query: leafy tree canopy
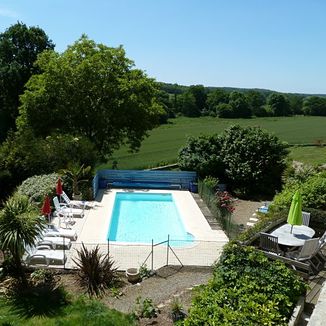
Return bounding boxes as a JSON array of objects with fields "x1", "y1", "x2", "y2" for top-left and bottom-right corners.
[
  {"x1": 18, "y1": 35, "x2": 164, "y2": 155},
  {"x1": 245, "y1": 90, "x2": 266, "y2": 116},
  {"x1": 267, "y1": 93, "x2": 292, "y2": 116},
  {"x1": 178, "y1": 134, "x2": 224, "y2": 177},
  {"x1": 0, "y1": 129, "x2": 98, "y2": 190},
  {"x1": 177, "y1": 91, "x2": 200, "y2": 117},
  {"x1": 302, "y1": 96, "x2": 326, "y2": 116},
  {"x1": 272, "y1": 171, "x2": 326, "y2": 211},
  {"x1": 216, "y1": 103, "x2": 234, "y2": 118},
  {"x1": 219, "y1": 125, "x2": 288, "y2": 194},
  {"x1": 188, "y1": 84, "x2": 207, "y2": 112},
  {"x1": 0, "y1": 22, "x2": 54, "y2": 141},
  {"x1": 229, "y1": 91, "x2": 252, "y2": 118},
  {"x1": 206, "y1": 89, "x2": 229, "y2": 113}
]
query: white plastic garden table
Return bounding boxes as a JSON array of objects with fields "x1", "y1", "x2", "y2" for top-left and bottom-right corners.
[{"x1": 270, "y1": 224, "x2": 315, "y2": 247}]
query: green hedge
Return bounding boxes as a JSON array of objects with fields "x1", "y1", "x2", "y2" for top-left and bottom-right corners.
[{"x1": 184, "y1": 243, "x2": 306, "y2": 326}]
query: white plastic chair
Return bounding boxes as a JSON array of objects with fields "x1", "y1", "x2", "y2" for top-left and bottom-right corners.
[
  {"x1": 302, "y1": 211, "x2": 311, "y2": 226},
  {"x1": 53, "y1": 196, "x2": 84, "y2": 218}
]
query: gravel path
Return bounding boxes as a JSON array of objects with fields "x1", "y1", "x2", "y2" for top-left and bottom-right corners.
[
  {"x1": 103, "y1": 266, "x2": 212, "y2": 314},
  {"x1": 231, "y1": 198, "x2": 265, "y2": 226}
]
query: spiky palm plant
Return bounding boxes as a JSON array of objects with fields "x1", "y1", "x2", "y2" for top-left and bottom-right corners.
[
  {"x1": 0, "y1": 194, "x2": 46, "y2": 280},
  {"x1": 73, "y1": 243, "x2": 117, "y2": 297},
  {"x1": 60, "y1": 163, "x2": 92, "y2": 198}
]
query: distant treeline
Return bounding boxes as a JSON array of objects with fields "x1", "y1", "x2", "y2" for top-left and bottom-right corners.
[{"x1": 157, "y1": 83, "x2": 326, "y2": 119}]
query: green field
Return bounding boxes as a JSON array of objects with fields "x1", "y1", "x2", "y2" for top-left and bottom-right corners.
[
  {"x1": 289, "y1": 146, "x2": 326, "y2": 166},
  {"x1": 98, "y1": 116, "x2": 326, "y2": 170}
]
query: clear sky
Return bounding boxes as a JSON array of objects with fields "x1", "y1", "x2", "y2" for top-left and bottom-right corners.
[{"x1": 1, "y1": 0, "x2": 326, "y2": 94}]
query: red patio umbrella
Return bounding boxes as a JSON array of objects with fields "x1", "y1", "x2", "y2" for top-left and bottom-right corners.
[
  {"x1": 41, "y1": 195, "x2": 51, "y2": 222},
  {"x1": 56, "y1": 178, "x2": 63, "y2": 201}
]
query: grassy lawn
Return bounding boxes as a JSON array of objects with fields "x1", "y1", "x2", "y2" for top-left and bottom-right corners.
[
  {"x1": 289, "y1": 146, "x2": 326, "y2": 166},
  {"x1": 0, "y1": 296, "x2": 136, "y2": 326},
  {"x1": 98, "y1": 116, "x2": 326, "y2": 170}
]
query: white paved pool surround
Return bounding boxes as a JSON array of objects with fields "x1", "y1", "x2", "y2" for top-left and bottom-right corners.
[{"x1": 63, "y1": 189, "x2": 228, "y2": 270}]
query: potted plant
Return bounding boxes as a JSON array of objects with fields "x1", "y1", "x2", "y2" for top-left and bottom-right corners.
[{"x1": 61, "y1": 163, "x2": 91, "y2": 200}]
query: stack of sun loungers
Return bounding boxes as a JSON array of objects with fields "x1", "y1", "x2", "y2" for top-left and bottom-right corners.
[
  {"x1": 24, "y1": 223, "x2": 78, "y2": 266},
  {"x1": 24, "y1": 244, "x2": 67, "y2": 266}
]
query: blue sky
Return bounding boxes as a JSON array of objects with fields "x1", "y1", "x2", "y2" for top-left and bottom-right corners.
[{"x1": 1, "y1": 0, "x2": 326, "y2": 94}]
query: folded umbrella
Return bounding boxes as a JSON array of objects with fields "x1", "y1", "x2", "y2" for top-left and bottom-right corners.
[{"x1": 287, "y1": 190, "x2": 303, "y2": 234}]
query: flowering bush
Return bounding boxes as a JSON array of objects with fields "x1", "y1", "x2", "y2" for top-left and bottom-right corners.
[
  {"x1": 216, "y1": 191, "x2": 235, "y2": 214},
  {"x1": 17, "y1": 173, "x2": 59, "y2": 205}
]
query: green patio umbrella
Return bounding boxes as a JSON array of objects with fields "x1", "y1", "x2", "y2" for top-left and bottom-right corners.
[{"x1": 287, "y1": 190, "x2": 303, "y2": 233}]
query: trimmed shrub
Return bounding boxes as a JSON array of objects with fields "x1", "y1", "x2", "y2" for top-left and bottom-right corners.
[
  {"x1": 219, "y1": 125, "x2": 288, "y2": 195},
  {"x1": 179, "y1": 125, "x2": 288, "y2": 195}
]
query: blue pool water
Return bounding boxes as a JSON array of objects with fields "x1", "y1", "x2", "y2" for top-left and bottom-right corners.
[{"x1": 108, "y1": 192, "x2": 194, "y2": 245}]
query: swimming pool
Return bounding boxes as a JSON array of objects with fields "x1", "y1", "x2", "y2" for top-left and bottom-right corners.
[{"x1": 107, "y1": 192, "x2": 194, "y2": 244}]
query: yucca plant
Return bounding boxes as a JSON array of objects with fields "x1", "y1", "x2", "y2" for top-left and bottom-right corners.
[
  {"x1": 60, "y1": 163, "x2": 92, "y2": 199},
  {"x1": 73, "y1": 243, "x2": 117, "y2": 297},
  {"x1": 0, "y1": 194, "x2": 46, "y2": 282}
]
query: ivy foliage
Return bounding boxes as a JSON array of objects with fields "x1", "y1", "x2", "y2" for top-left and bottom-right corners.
[{"x1": 185, "y1": 244, "x2": 306, "y2": 326}]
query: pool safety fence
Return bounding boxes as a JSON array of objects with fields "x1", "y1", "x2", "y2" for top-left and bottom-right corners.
[
  {"x1": 28, "y1": 237, "x2": 227, "y2": 271},
  {"x1": 198, "y1": 179, "x2": 241, "y2": 239}
]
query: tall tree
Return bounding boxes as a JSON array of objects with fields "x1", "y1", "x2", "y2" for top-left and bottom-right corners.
[
  {"x1": 206, "y1": 89, "x2": 229, "y2": 115},
  {"x1": 267, "y1": 93, "x2": 291, "y2": 116},
  {"x1": 18, "y1": 35, "x2": 164, "y2": 155},
  {"x1": 229, "y1": 91, "x2": 252, "y2": 118},
  {"x1": 0, "y1": 22, "x2": 54, "y2": 142},
  {"x1": 245, "y1": 90, "x2": 266, "y2": 116},
  {"x1": 302, "y1": 96, "x2": 326, "y2": 116},
  {"x1": 177, "y1": 92, "x2": 199, "y2": 117},
  {"x1": 288, "y1": 94, "x2": 303, "y2": 115},
  {"x1": 188, "y1": 85, "x2": 207, "y2": 113}
]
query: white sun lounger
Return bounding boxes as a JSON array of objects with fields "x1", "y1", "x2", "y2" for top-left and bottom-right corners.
[
  {"x1": 53, "y1": 197, "x2": 84, "y2": 218},
  {"x1": 61, "y1": 191, "x2": 92, "y2": 209},
  {"x1": 45, "y1": 224, "x2": 77, "y2": 241},
  {"x1": 25, "y1": 245, "x2": 66, "y2": 266},
  {"x1": 37, "y1": 235, "x2": 71, "y2": 249}
]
